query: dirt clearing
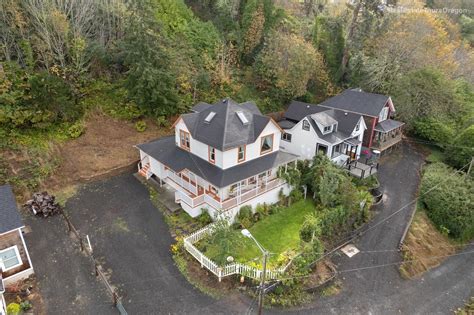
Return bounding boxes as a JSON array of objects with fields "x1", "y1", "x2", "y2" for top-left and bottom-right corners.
[{"x1": 399, "y1": 210, "x2": 458, "y2": 278}]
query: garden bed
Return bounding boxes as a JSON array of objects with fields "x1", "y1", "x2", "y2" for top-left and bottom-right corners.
[{"x1": 196, "y1": 200, "x2": 316, "y2": 268}]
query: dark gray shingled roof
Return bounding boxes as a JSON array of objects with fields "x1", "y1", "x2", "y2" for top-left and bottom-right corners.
[
  {"x1": 319, "y1": 89, "x2": 390, "y2": 117},
  {"x1": 137, "y1": 136, "x2": 298, "y2": 187},
  {"x1": 182, "y1": 98, "x2": 270, "y2": 151},
  {"x1": 282, "y1": 101, "x2": 363, "y2": 136},
  {"x1": 0, "y1": 185, "x2": 24, "y2": 234},
  {"x1": 283, "y1": 100, "x2": 327, "y2": 122},
  {"x1": 375, "y1": 119, "x2": 404, "y2": 132},
  {"x1": 191, "y1": 102, "x2": 212, "y2": 113},
  {"x1": 278, "y1": 119, "x2": 296, "y2": 129},
  {"x1": 307, "y1": 118, "x2": 351, "y2": 144}
]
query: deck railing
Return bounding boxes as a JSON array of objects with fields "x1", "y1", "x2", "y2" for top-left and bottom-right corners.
[
  {"x1": 183, "y1": 224, "x2": 289, "y2": 281},
  {"x1": 171, "y1": 176, "x2": 286, "y2": 212}
]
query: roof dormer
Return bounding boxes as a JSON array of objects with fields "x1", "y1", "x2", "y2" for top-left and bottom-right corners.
[{"x1": 311, "y1": 112, "x2": 338, "y2": 135}]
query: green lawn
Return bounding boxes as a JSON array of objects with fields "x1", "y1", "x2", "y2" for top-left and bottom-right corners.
[{"x1": 196, "y1": 200, "x2": 316, "y2": 267}]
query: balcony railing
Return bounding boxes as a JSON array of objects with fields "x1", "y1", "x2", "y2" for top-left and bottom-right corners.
[
  {"x1": 173, "y1": 176, "x2": 285, "y2": 211},
  {"x1": 373, "y1": 134, "x2": 402, "y2": 151}
]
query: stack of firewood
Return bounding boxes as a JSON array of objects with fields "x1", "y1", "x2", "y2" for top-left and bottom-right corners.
[{"x1": 24, "y1": 192, "x2": 61, "y2": 217}]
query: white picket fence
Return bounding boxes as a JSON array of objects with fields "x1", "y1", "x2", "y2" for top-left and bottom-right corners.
[{"x1": 183, "y1": 224, "x2": 290, "y2": 282}]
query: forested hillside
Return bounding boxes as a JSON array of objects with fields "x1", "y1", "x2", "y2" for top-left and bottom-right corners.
[{"x1": 1, "y1": 0, "x2": 473, "y2": 189}]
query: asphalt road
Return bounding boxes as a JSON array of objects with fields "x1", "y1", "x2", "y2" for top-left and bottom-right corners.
[
  {"x1": 279, "y1": 143, "x2": 474, "y2": 314},
  {"x1": 57, "y1": 142, "x2": 473, "y2": 314}
]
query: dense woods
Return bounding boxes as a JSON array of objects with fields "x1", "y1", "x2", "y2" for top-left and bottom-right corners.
[{"x1": 1, "y1": 0, "x2": 473, "y2": 167}]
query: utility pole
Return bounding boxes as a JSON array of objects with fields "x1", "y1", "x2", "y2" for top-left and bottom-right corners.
[{"x1": 257, "y1": 252, "x2": 268, "y2": 315}]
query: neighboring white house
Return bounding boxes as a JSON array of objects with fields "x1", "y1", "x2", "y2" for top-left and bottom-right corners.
[
  {"x1": 0, "y1": 185, "x2": 35, "y2": 315},
  {"x1": 136, "y1": 99, "x2": 298, "y2": 220},
  {"x1": 278, "y1": 101, "x2": 366, "y2": 166}
]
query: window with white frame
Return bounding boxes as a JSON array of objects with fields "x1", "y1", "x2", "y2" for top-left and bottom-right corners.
[
  {"x1": 302, "y1": 120, "x2": 310, "y2": 131},
  {"x1": 0, "y1": 246, "x2": 22, "y2": 271},
  {"x1": 355, "y1": 122, "x2": 360, "y2": 131},
  {"x1": 281, "y1": 133, "x2": 292, "y2": 142},
  {"x1": 379, "y1": 107, "x2": 389, "y2": 122},
  {"x1": 323, "y1": 125, "x2": 331, "y2": 133}
]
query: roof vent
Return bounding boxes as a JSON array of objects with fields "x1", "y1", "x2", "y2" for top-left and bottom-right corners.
[
  {"x1": 344, "y1": 112, "x2": 348, "y2": 116},
  {"x1": 204, "y1": 111, "x2": 216, "y2": 124},
  {"x1": 306, "y1": 105, "x2": 310, "y2": 108},
  {"x1": 236, "y1": 111, "x2": 249, "y2": 125},
  {"x1": 222, "y1": 98, "x2": 228, "y2": 103}
]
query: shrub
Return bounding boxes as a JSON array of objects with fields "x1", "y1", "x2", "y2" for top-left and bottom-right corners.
[
  {"x1": 299, "y1": 215, "x2": 322, "y2": 243},
  {"x1": 67, "y1": 122, "x2": 85, "y2": 139},
  {"x1": 420, "y1": 163, "x2": 474, "y2": 240},
  {"x1": 135, "y1": 120, "x2": 147, "y2": 132},
  {"x1": 6, "y1": 303, "x2": 21, "y2": 315},
  {"x1": 237, "y1": 205, "x2": 253, "y2": 228},
  {"x1": 319, "y1": 206, "x2": 351, "y2": 237},
  {"x1": 156, "y1": 115, "x2": 169, "y2": 127},
  {"x1": 197, "y1": 209, "x2": 213, "y2": 225},
  {"x1": 20, "y1": 301, "x2": 32, "y2": 311},
  {"x1": 289, "y1": 188, "x2": 303, "y2": 203}
]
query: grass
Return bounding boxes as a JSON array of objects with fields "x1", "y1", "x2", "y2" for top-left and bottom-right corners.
[{"x1": 198, "y1": 199, "x2": 316, "y2": 267}]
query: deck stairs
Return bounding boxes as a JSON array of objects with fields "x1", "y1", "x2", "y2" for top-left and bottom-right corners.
[{"x1": 139, "y1": 163, "x2": 151, "y2": 179}]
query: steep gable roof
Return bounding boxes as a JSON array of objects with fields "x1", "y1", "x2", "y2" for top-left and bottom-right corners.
[
  {"x1": 283, "y1": 100, "x2": 327, "y2": 122},
  {"x1": 283, "y1": 101, "x2": 362, "y2": 136},
  {"x1": 319, "y1": 89, "x2": 390, "y2": 117},
  {"x1": 0, "y1": 185, "x2": 23, "y2": 234},
  {"x1": 181, "y1": 98, "x2": 271, "y2": 150}
]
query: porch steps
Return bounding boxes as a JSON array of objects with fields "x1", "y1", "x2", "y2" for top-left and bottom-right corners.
[{"x1": 139, "y1": 163, "x2": 151, "y2": 178}]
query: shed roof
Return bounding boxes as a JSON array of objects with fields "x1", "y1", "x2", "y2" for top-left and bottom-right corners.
[
  {"x1": 0, "y1": 185, "x2": 23, "y2": 234},
  {"x1": 374, "y1": 119, "x2": 404, "y2": 133},
  {"x1": 137, "y1": 136, "x2": 298, "y2": 188}
]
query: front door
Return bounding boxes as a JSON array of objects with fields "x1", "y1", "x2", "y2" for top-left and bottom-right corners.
[{"x1": 316, "y1": 144, "x2": 328, "y2": 156}]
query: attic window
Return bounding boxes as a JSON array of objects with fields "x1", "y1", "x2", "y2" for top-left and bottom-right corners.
[
  {"x1": 204, "y1": 112, "x2": 216, "y2": 123},
  {"x1": 302, "y1": 120, "x2": 310, "y2": 131},
  {"x1": 236, "y1": 111, "x2": 249, "y2": 125},
  {"x1": 323, "y1": 125, "x2": 331, "y2": 133}
]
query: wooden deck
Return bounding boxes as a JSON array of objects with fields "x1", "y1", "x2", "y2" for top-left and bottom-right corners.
[
  {"x1": 372, "y1": 135, "x2": 402, "y2": 152},
  {"x1": 346, "y1": 160, "x2": 378, "y2": 179}
]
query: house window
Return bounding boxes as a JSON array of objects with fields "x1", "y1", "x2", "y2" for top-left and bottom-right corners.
[
  {"x1": 281, "y1": 133, "x2": 292, "y2": 142},
  {"x1": 355, "y1": 122, "x2": 360, "y2": 132},
  {"x1": 323, "y1": 125, "x2": 331, "y2": 133},
  {"x1": 237, "y1": 145, "x2": 246, "y2": 162},
  {"x1": 208, "y1": 146, "x2": 216, "y2": 163},
  {"x1": 260, "y1": 134, "x2": 274, "y2": 154},
  {"x1": 209, "y1": 185, "x2": 218, "y2": 195},
  {"x1": 379, "y1": 107, "x2": 389, "y2": 122},
  {"x1": 179, "y1": 130, "x2": 190, "y2": 150},
  {"x1": 302, "y1": 120, "x2": 310, "y2": 131},
  {"x1": 0, "y1": 246, "x2": 22, "y2": 271}
]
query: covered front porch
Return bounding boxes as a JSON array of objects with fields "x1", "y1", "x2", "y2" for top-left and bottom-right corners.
[
  {"x1": 329, "y1": 136, "x2": 362, "y2": 166},
  {"x1": 372, "y1": 119, "x2": 404, "y2": 152}
]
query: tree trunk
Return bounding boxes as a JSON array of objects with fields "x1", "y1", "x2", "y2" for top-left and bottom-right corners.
[{"x1": 340, "y1": 0, "x2": 362, "y2": 82}]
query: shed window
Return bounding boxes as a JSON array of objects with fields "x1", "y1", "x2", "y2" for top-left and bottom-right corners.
[
  {"x1": 302, "y1": 120, "x2": 310, "y2": 131},
  {"x1": 0, "y1": 246, "x2": 22, "y2": 271}
]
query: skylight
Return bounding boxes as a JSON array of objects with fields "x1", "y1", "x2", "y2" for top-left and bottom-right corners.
[
  {"x1": 236, "y1": 111, "x2": 249, "y2": 125},
  {"x1": 204, "y1": 111, "x2": 216, "y2": 123}
]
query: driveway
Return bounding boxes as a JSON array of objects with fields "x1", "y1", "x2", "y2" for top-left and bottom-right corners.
[
  {"x1": 65, "y1": 173, "x2": 250, "y2": 314},
  {"x1": 281, "y1": 142, "x2": 474, "y2": 314},
  {"x1": 61, "y1": 142, "x2": 473, "y2": 314},
  {"x1": 23, "y1": 214, "x2": 116, "y2": 315}
]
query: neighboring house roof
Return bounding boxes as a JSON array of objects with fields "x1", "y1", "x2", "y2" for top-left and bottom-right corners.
[
  {"x1": 0, "y1": 185, "x2": 23, "y2": 234},
  {"x1": 283, "y1": 100, "x2": 327, "y2": 122},
  {"x1": 374, "y1": 119, "x2": 405, "y2": 133},
  {"x1": 137, "y1": 136, "x2": 298, "y2": 187},
  {"x1": 311, "y1": 111, "x2": 338, "y2": 127},
  {"x1": 278, "y1": 119, "x2": 296, "y2": 130},
  {"x1": 320, "y1": 89, "x2": 390, "y2": 117},
  {"x1": 181, "y1": 98, "x2": 271, "y2": 151}
]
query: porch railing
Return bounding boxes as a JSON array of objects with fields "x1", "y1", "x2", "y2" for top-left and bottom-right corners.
[
  {"x1": 171, "y1": 176, "x2": 286, "y2": 212},
  {"x1": 373, "y1": 134, "x2": 402, "y2": 151}
]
